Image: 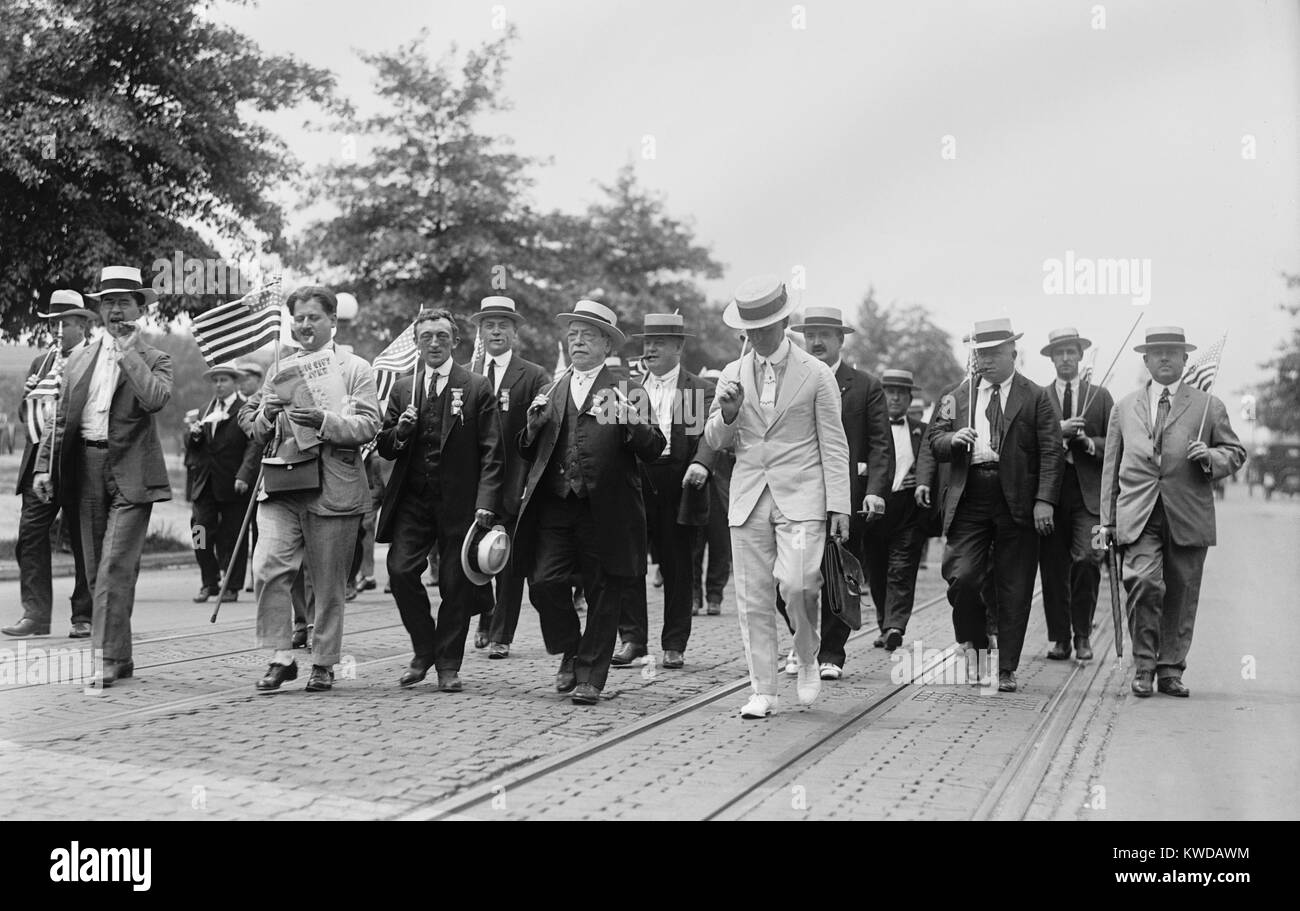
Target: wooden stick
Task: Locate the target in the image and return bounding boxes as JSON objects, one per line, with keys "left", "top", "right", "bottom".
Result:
{"left": 1195, "top": 331, "right": 1228, "bottom": 441}
{"left": 210, "top": 464, "right": 265, "bottom": 622}
{"left": 1081, "top": 311, "right": 1145, "bottom": 415}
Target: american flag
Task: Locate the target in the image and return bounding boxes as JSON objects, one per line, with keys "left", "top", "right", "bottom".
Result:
{"left": 24, "top": 350, "right": 61, "bottom": 444}
{"left": 469, "top": 328, "right": 485, "bottom": 375}
{"left": 371, "top": 319, "right": 420, "bottom": 403}
{"left": 192, "top": 277, "right": 284, "bottom": 367}
{"left": 1182, "top": 332, "right": 1227, "bottom": 392}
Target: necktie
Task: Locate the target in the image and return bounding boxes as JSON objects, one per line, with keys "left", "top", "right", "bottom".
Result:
{"left": 1062, "top": 382, "right": 1073, "bottom": 421}
{"left": 759, "top": 358, "right": 776, "bottom": 407}
{"left": 986, "top": 384, "right": 1004, "bottom": 454}
{"left": 487, "top": 358, "right": 497, "bottom": 393}
{"left": 1154, "top": 388, "right": 1171, "bottom": 456}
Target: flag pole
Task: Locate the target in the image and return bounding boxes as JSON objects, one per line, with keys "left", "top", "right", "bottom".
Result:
{"left": 210, "top": 466, "right": 264, "bottom": 623}
{"left": 1195, "top": 331, "right": 1228, "bottom": 441}
{"left": 1081, "top": 311, "right": 1145, "bottom": 415}
{"left": 967, "top": 324, "right": 978, "bottom": 430}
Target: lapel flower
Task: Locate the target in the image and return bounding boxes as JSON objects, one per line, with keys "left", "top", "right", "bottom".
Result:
{"left": 450, "top": 387, "right": 465, "bottom": 424}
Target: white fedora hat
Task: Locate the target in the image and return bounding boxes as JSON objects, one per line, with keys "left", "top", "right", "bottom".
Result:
{"left": 461, "top": 524, "right": 512, "bottom": 586}
{"left": 723, "top": 275, "right": 798, "bottom": 330}
{"left": 37, "top": 289, "right": 98, "bottom": 321}
{"left": 470, "top": 296, "right": 524, "bottom": 325}
{"left": 84, "top": 266, "right": 159, "bottom": 307}
{"left": 555, "top": 299, "right": 625, "bottom": 346}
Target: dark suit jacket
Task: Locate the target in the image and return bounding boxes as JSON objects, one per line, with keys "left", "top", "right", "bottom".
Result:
{"left": 16, "top": 350, "right": 57, "bottom": 493}
{"left": 1044, "top": 379, "right": 1113, "bottom": 512}
{"left": 642, "top": 368, "right": 714, "bottom": 526}
{"left": 836, "top": 362, "right": 893, "bottom": 507}
{"left": 515, "top": 366, "right": 665, "bottom": 577}
{"left": 36, "top": 335, "right": 172, "bottom": 506}
{"left": 477, "top": 353, "right": 549, "bottom": 520}
{"left": 928, "top": 372, "right": 1062, "bottom": 534}
{"left": 184, "top": 394, "right": 261, "bottom": 502}
{"left": 375, "top": 362, "right": 505, "bottom": 545}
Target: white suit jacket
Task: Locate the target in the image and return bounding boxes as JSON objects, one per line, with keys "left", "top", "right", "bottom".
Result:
{"left": 704, "top": 344, "right": 851, "bottom": 526}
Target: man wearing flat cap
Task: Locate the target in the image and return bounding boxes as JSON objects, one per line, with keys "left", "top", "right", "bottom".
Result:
{"left": 515, "top": 300, "right": 665, "bottom": 706}
{"left": 704, "top": 276, "right": 851, "bottom": 719}
{"left": 1099, "top": 326, "right": 1244, "bottom": 698}
{"left": 1037, "top": 328, "right": 1113, "bottom": 661}
{"left": 32, "top": 266, "right": 173, "bottom": 688}
{"left": 467, "top": 296, "right": 550, "bottom": 659}
{"left": 612, "top": 312, "right": 716, "bottom": 671}
{"left": 185, "top": 363, "right": 261, "bottom": 603}
{"left": 2, "top": 291, "right": 96, "bottom": 639}
{"left": 862, "top": 368, "right": 937, "bottom": 653}
{"left": 376, "top": 308, "right": 505, "bottom": 693}
{"left": 928, "top": 318, "right": 1062, "bottom": 693}
{"left": 791, "top": 306, "right": 891, "bottom": 680}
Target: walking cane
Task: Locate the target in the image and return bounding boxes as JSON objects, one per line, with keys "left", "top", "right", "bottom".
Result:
{"left": 210, "top": 464, "right": 265, "bottom": 623}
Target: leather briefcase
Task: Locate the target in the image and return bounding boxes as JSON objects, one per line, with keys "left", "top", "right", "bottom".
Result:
{"left": 823, "top": 539, "right": 865, "bottom": 631}
{"left": 261, "top": 453, "right": 322, "bottom": 496}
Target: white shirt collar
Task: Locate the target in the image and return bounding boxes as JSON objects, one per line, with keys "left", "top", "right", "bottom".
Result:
{"left": 828, "top": 358, "right": 842, "bottom": 375}
{"left": 646, "top": 365, "right": 680, "bottom": 386}
{"left": 758, "top": 338, "right": 791, "bottom": 366}
{"left": 980, "top": 370, "right": 1015, "bottom": 394}
{"left": 486, "top": 348, "right": 512, "bottom": 372}
{"left": 1151, "top": 378, "right": 1180, "bottom": 402}
{"left": 572, "top": 363, "right": 603, "bottom": 382}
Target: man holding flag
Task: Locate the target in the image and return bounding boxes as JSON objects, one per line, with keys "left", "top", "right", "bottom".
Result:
{"left": 1099, "top": 327, "right": 1244, "bottom": 698}
{"left": 2, "top": 291, "right": 96, "bottom": 639}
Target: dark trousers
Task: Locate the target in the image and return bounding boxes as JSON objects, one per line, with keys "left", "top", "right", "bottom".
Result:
{"left": 621, "top": 462, "right": 695, "bottom": 651}
{"left": 1038, "top": 464, "right": 1102, "bottom": 642}
{"left": 528, "top": 492, "right": 628, "bottom": 691}
{"left": 865, "top": 487, "right": 927, "bottom": 634}
{"left": 484, "top": 514, "right": 528, "bottom": 644}
{"left": 191, "top": 489, "right": 252, "bottom": 590}
{"left": 691, "top": 480, "right": 731, "bottom": 607}
{"left": 1123, "top": 497, "right": 1207, "bottom": 679}
{"left": 816, "top": 514, "right": 866, "bottom": 667}
{"left": 16, "top": 486, "right": 93, "bottom": 627}
{"left": 386, "top": 486, "right": 477, "bottom": 673}
{"left": 941, "top": 467, "right": 1039, "bottom": 672}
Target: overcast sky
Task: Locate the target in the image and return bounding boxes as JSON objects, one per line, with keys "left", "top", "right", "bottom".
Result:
{"left": 218, "top": 0, "right": 1299, "bottom": 409}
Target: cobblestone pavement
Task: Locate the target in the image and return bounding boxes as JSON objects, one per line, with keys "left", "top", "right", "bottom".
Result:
{"left": 0, "top": 553, "right": 949, "bottom": 820}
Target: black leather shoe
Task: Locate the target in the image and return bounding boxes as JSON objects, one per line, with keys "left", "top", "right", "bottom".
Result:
{"left": 257, "top": 661, "right": 298, "bottom": 692}
{"left": 220, "top": 590, "right": 237, "bottom": 602}
{"left": 193, "top": 587, "right": 219, "bottom": 603}
{"left": 610, "top": 642, "right": 647, "bottom": 667}
{"left": 555, "top": 653, "right": 577, "bottom": 693}
{"left": 356, "top": 576, "right": 377, "bottom": 592}
{"left": 473, "top": 631, "right": 489, "bottom": 649}
{"left": 997, "top": 670, "right": 1017, "bottom": 693}
{"left": 1132, "top": 673, "right": 1154, "bottom": 697}
{"left": 1074, "top": 636, "right": 1093, "bottom": 661}
{"left": 399, "top": 659, "right": 431, "bottom": 688}
{"left": 1047, "top": 641, "right": 1072, "bottom": 660}
{"left": 344, "top": 584, "right": 358, "bottom": 602}
{"left": 872, "top": 632, "right": 885, "bottom": 648}
{"left": 884, "top": 629, "right": 903, "bottom": 652}
{"left": 114, "top": 660, "right": 134, "bottom": 680}
{"left": 488, "top": 642, "right": 510, "bottom": 659}
{"left": 291, "top": 628, "right": 308, "bottom": 649}
{"left": 305, "top": 665, "right": 334, "bottom": 692}
{"left": 663, "top": 650, "right": 685, "bottom": 669}
{"left": 437, "top": 671, "right": 463, "bottom": 693}
{"left": 1157, "top": 677, "right": 1190, "bottom": 697}
{"left": 2, "top": 618, "right": 50, "bottom": 637}
{"left": 69, "top": 622, "right": 91, "bottom": 638}
{"left": 706, "top": 601, "right": 722, "bottom": 616}
{"left": 571, "top": 682, "right": 601, "bottom": 705}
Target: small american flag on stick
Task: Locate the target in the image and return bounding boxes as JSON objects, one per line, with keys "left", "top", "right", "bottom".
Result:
{"left": 192, "top": 277, "right": 284, "bottom": 367}
{"left": 371, "top": 319, "right": 420, "bottom": 403}
{"left": 1183, "top": 331, "right": 1226, "bottom": 392}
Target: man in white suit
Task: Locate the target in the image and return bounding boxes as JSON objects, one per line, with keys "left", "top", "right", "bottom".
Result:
{"left": 705, "top": 276, "right": 851, "bottom": 719}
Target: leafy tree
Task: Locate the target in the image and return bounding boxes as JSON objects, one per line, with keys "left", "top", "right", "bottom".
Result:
{"left": 0, "top": 0, "right": 334, "bottom": 338}
{"left": 1255, "top": 272, "right": 1300, "bottom": 436}
{"left": 840, "top": 289, "right": 965, "bottom": 400}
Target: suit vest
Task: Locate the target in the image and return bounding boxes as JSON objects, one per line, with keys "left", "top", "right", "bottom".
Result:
{"left": 548, "top": 391, "right": 590, "bottom": 499}
{"left": 404, "top": 383, "right": 445, "bottom": 494}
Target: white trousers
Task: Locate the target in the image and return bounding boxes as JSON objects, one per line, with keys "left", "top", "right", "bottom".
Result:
{"left": 730, "top": 487, "right": 825, "bottom": 696}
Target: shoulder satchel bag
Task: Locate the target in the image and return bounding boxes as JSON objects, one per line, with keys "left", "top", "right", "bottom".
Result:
{"left": 261, "top": 411, "right": 322, "bottom": 497}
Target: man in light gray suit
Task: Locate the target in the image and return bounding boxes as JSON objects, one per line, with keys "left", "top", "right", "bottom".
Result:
{"left": 33, "top": 266, "right": 173, "bottom": 689}
{"left": 705, "top": 276, "right": 851, "bottom": 719}
{"left": 1099, "top": 326, "right": 1245, "bottom": 699}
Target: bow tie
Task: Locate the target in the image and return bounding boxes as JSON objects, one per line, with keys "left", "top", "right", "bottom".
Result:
{"left": 890, "top": 417, "right": 906, "bottom": 426}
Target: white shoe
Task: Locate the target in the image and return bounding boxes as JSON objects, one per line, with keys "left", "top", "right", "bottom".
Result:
{"left": 784, "top": 650, "right": 799, "bottom": 676}
{"left": 740, "top": 693, "right": 779, "bottom": 718}
{"left": 796, "top": 664, "right": 822, "bottom": 705}
{"left": 819, "top": 662, "right": 842, "bottom": 680}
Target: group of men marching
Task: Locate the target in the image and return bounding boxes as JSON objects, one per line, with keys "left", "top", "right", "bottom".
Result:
{"left": 4, "top": 266, "right": 1245, "bottom": 710}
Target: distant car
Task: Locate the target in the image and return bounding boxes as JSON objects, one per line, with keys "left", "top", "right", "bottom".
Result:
{"left": 1259, "top": 443, "right": 1300, "bottom": 500}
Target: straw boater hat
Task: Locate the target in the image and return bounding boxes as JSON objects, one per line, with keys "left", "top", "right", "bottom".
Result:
{"left": 84, "top": 266, "right": 158, "bottom": 307}
{"left": 968, "top": 317, "right": 1023, "bottom": 349}
{"left": 722, "top": 275, "right": 800, "bottom": 330}
{"left": 881, "top": 368, "right": 920, "bottom": 390}
{"left": 236, "top": 361, "right": 264, "bottom": 378}
{"left": 203, "top": 363, "right": 243, "bottom": 380}
{"left": 469, "top": 296, "right": 524, "bottom": 325}
{"left": 37, "top": 289, "right": 98, "bottom": 321}
{"left": 628, "top": 312, "right": 694, "bottom": 338}
{"left": 791, "top": 306, "right": 856, "bottom": 334}
{"left": 461, "top": 524, "right": 512, "bottom": 586}
{"left": 555, "top": 299, "right": 625, "bottom": 346}
{"left": 1133, "top": 326, "right": 1196, "bottom": 353}
{"left": 1040, "top": 327, "right": 1093, "bottom": 357}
